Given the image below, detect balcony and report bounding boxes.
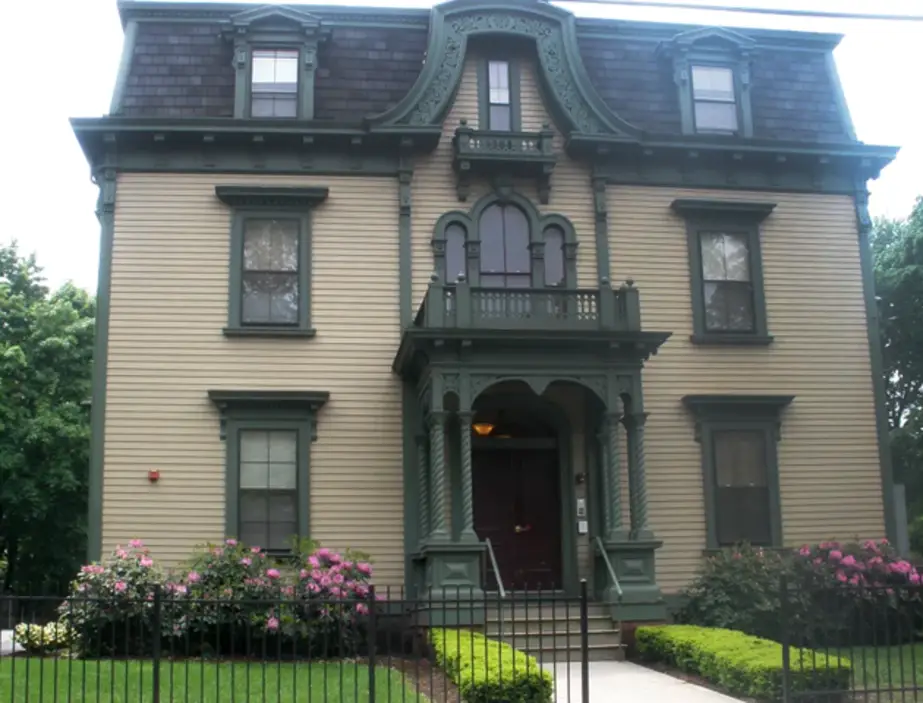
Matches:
[452,121,556,202]
[415,278,641,333]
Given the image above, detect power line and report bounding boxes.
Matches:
[556,0,923,22]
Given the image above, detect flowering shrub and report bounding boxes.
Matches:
[678,539,921,647]
[14,620,74,654]
[58,540,165,656]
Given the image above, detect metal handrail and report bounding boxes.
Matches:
[595,536,623,600]
[484,538,506,599]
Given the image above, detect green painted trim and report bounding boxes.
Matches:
[682,394,793,549]
[672,198,774,345]
[108,20,139,115]
[219,188,327,336]
[477,57,522,132]
[215,186,330,208]
[398,154,414,328]
[368,0,639,138]
[854,188,897,542]
[825,52,858,142]
[658,27,755,138]
[431,190,579,288]
[591,170,610,282]
[211,387,327,548]
[87,165,117,563]
[402,381,421,594]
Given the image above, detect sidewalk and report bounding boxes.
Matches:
[546,660,741,702]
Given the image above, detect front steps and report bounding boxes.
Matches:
[482,598,624,663]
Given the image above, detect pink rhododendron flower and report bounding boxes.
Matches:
[799,546,811,556]
[869,556,884,567]
[835,571,847,583]
[225,538,238,547]
[240,557,252,566]
[174,584,188,595]
[892,561,913,575]
[266,568,281,579]
[910,573,922,585]
[320,576,332,588]
[308,582,320,593]
[300,569,309,580]
[308,556,320,568]
[312,570,322,581]
[130,539,144,549]
[316,548,331,559]
[331,553,342,564]
[116,549,129,559]
[266,617,279,631]
[115,581,127,593]
[251,546,261,554]
[187,571,201,583]
[812,557,823,566]
[356,603,369,616]
[140,556,154,568]
[841,555,857,567]
[829,550,843,561]
[283,586,294,596]
[333,573,345,585]
[330,586,342,597]
[849,574,861,586]
[357,563,372,576]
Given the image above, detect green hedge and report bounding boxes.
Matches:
[430,629,553,703]
[636,625,852,701]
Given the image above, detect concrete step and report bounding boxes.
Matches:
[523,643,626,663]
[486,629,622,651]
[483,604,611,621]
[485,615,613,635]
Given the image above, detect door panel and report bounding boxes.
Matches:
[473,446,562,591]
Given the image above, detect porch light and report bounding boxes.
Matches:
[472,422,495,437]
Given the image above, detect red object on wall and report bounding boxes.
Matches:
[148,469,160,483]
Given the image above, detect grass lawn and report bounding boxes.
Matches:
[0,658,428,702]
[849,643,923,696]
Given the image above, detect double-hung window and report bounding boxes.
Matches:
[216,186,329,338]
[479,58,521,131]
[251,49,299,118]
[672,199,775,345]
[684,394,793,550]
[691,65,738,134]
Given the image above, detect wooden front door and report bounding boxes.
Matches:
[473,446,563,591]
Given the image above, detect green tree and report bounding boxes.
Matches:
[873,197,923,521]
[0,242,94,594]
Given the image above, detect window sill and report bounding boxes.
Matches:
[223,327,317,339]
[690,333,773,347]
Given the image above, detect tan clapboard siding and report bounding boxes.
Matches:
[608,186,884,592]
[105,173,405,585]
[411,52,596,306]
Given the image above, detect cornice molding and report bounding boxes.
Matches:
[367,0,640,138]
[682,394,794,419]
[215,185,329,209]
[208,389,330,414]
[670,198,776,222]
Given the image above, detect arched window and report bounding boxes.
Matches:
[445,223,467,282]
[479,203,530,288]
[543,225,565,287]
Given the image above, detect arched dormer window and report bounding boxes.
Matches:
[432,191,578,289]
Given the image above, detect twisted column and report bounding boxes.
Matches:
[457,411,477,541]
[428,411,449,540]
[605,412,624,540]
[416,433,430,545]
[626,413,651,539]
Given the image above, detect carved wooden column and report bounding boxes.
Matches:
[457,411,477,542]
[428,411,449,541]
[603,411,625,541]
[625,412,652,540]
[416,433,430,546]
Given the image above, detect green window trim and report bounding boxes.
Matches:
[657,26,756,139]
[216,186,329,338]
[477,57,522,131]
[431,190,578,288]
[671,198,775,346]
[209,389,329,553]
[683,394,793,550]
[221,5,326,121]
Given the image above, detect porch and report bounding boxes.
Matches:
[394,276,672,624]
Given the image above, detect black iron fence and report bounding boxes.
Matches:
[0,586,592,702]
[780,577,923,702]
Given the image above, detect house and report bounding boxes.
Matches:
[74,0,898,626]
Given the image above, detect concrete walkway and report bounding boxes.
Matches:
[1,630,23,656]
[546,660,741,702]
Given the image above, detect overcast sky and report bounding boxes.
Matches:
[3,0,920,292]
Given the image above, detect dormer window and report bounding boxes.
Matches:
[251,49,299,118]
[691,65,737,134]
[478,57,521,131]
[221,5,326,121]
[659,26,756,138]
